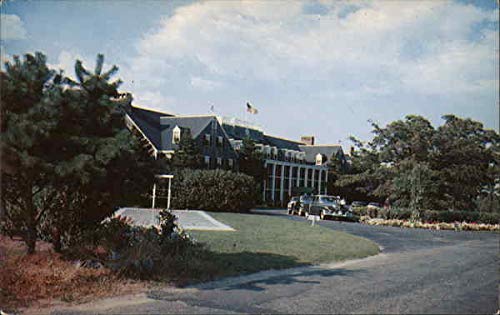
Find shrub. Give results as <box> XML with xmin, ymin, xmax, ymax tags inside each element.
<box><xmin>367</xmin><ymin>208</ymin><xmax>498</xmax><ymax>223</ymax></box>
<box><xmin>63</xmin><ymin>209</ymin><xmax>205</xmax><ymax>280</ymax></box>
<box><xmin>420</xmin><ymin>210</ymin><xmax>476</xmax><ymax>223</ymax></box>
<box><xmin>478</xmin><ymin>212</ymin><xmax>500</xmax><ymax>225</ymax></box>
<box><xmin>350</xmin><ymin>206</ymin><xmax>368</xmax><ymax>217</ymax></box>
<box><xmin>376</xmin><ymin>208</ymin><xmax>412</xmax><ymax>220</ymax></box>
<box><xmin>171</xmin><ymin>169</ymin><xmax>258</xmax><ymax>212</ymax></box>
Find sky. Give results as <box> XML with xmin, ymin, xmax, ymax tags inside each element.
<box><xmin>1</xmin><ymin>0</ymin><xmax>499</xmax><ymax>148</ymax></box>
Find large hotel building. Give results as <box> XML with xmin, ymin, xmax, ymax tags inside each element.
<box><xmin>125</xmin><ymin>104</ymin><xmax>347</xmax><ymax>205</ymax></box>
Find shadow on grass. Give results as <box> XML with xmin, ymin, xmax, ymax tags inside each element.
<box><xmin>181</xmin><ymin>250</ymin><xmax>307</xmax><ymax>285</ymax></box>
<box><xmin>177</xmin><ymin>250</ymin><xmax>362</xmax><ymax>292</ymax></box>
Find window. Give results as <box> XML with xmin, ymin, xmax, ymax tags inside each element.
<box><xmin>204</xmin><ymin>156</ymin><xmax>210</xmax><ymax>166</ymax></box>
<box><xmin>172</xmin><ymin>126</ymin><xmax>181</xmax><ymax>144</ymax></box>
<box><xmin>204</xmin><ymin>134</ymin><xmax>211</xmax><ymax>145</ymax></box>
<box><xmin>228</xmin><ymin>158</ymin><xmax>234</xmax><ymax>167</ymax></box>
<box><xmin>217</xmin><ymin>157</ymin><xmax>222</xmax><ymax>166</ymax></box>
<box><xmin>217</xmin><ymin>136</ymin><xmax>223</xmax><ymax>146</ymax></box>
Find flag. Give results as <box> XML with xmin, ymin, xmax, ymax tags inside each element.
<box><xmin>246</xmin><ymin>102</ymin><xmax>258</xmax><ymax>114</ymax></box>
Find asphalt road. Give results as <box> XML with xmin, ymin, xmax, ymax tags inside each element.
<box><xmin>55</xmin><ymin>210</ymin><xmax>499</xmax><ymax>314</ymax></box>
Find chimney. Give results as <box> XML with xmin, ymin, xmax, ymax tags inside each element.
<box><xmin>301</xmin><ymin>136</ymin><xmax>315</xmax><ymax>145</ymax></box>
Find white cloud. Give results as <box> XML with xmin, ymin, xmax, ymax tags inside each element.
<box><xmin>1</xmin><ymin>14</ymin><xmax>27</xmax><ymax>40</ymax></box>
<box><xmin>134</xmin><ymin>90</ymin><xmax>177</xmax><ymax>111</ymax></box>
<box><xmin>190</xmin><ymin>76</ymin><xmax>222</xmax><ymax>91</ymax></box>
<box><xmin>130</xmin><ymin>1</ymin><xmax>497</xmax><ymax>93</ymax></box>
<box><xmin>124</xmin><ymin>0</ymin><xmax>498</xmax><ymax>136</ymax></box>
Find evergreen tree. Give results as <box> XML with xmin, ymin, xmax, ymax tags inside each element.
<box><xmin>171</xmin><ymin>128</ymin><xmax>203</xmax><ymax>169</ymax></box>
<box><xmin>1</xmin><ymin>53</ymin><xmax>63</xmax><ymax>253</ymax></box>
<box><xmin>1</xmin><ymin>52</ymin><xmax>158</xmax><ymax>253</ymax></box>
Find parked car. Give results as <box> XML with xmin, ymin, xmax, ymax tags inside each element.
<box><xmin>287</xmin><ymin>196</ymin><xmax>300</xmax><ymax>215</ymax></box>
<box><xmin>367</xmin><ymin>202</ymin><xmax>382</xmax><ymax>209</ymax></box>
<box><xmin>298</xmin><ymin>195</ymin><xmax>313</xmax><ymax>216</ymax></box>
<box><xmin>308</xmin><ymin>195</ymin><xmax>353</xmax><ymax>220</ymax></box>
<box><xmin>349</xmin><ymin>201</ymin><xmax>367</xmax><ymax>209</ymax></box>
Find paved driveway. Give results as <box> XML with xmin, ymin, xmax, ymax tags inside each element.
<box><xmin>55</xmin><ymin>209</ymin><xmax>499</xmax><ymax>314</ymax></box>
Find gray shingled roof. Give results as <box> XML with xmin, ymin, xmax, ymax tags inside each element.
<box><xmin>222</xmin><ymin>123</ymin><xmax>265</xmax><ymax>142</ymax></box>
<box><xmin>160</xmin><ymin>116</ymin><xmax>215</xmax><ymax>151</ymax></box>
<box><xmin>264</xmin><ymin>135</ymin><xmax>303</xmax><ymax>151</ymax></box>
<box><xmin>126</xmin><ymin>105</ymin><xmax>174</xmax><ymax>149</ymax></box>
<box><xmin>298</xmin><ymin>145</ymin><xmax>343</xmax><ymax>164</ymax></box>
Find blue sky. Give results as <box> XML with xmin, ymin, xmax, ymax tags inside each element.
<box><xmin>1</xmin><ymin>0</ymin><xmax>498</xmax><ymax>148</ymax></box>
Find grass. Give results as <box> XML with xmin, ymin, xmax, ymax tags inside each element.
<box><xmin>187</xmin><ymin>212</ymin><xmax>379</xmax><ymax>280</ymax></box>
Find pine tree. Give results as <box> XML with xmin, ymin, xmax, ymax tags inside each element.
<box><xmin>1</xmin><ymin>52</ymin><xmax>158</xmax><ymax>253</ymax></box>
<box><xmin>171</xmin><ymin>129</ymin><xmax>203</xmax><ymax>169</ymax></box>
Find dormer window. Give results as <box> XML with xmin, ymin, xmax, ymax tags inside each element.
<box><xmin>172</xmin><ymin>125</ymin><xmax>181</xmax><ymax>144</ymax></box>
<box><xmin>315</xmin><ymin>153</ymin><xmax>323</xmax><ymax>165</ymax></box>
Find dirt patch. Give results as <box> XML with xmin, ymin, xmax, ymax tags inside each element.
<box><xmin>0</xmin><ymin>235</ymin><xmax>149</xmax><ymax>312</ymax></box>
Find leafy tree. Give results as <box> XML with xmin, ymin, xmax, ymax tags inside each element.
<box><xmin>335</xmin><ymin>114</ymin><xmax>499</xmax><ymax>211</ymax></box>
<box><xmin>431</xmin><ymin>115</ymin><xmax>499</xmax><ymax>210</ymax></box>
<box><xmin>171</xmin><ymin>128</ymin><xmax>203</xmax><ymax>169</ymax></box>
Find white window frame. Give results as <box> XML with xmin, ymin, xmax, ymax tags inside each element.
<box><xmin>172</xmin><ymin>126</ymin><xmax>181</xmax><ymax>144</ymax></box>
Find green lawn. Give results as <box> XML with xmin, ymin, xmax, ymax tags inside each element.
<box><xmin>186</xmin><ymin>212</ymin><xmax>379</xmax><ymax>281</ymax></box>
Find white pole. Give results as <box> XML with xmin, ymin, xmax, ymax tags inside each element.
<box><xmin>152</xmin><ymin>183</ymin><xmax>156</xmax><ymax>209</ymax></box>
<box><xmin>167</xmin><ymin>177</ymin><xmax>172</xmax><ymax>210</ymax></box>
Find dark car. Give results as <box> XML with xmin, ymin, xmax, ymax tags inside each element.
<box><xmin>308</xmin><ymin>195</ymin><xmax>353</xmax><ymax>220</ymax></box>
<box><xmin>287</xmin><ymin>196</ymin><xmax>300</xmax><ymax>215</ymax></box>
<box><xmin>367</xmin><ymin>202</ymin><xmax>382</xmax><ymax>209</ymax></box>
<box><xmin>350</xmin><ymin>201</ymin><xmax>367</xmax><ymax>208</ymax></box>
<box><xmin>298</xmin><ymin>195</ymin><xmax>313</xmax><ymax>216</ymax></box>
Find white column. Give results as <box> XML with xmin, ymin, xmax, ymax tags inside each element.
<box><xmin>324</xmin><ymin>170</ymin><xmax>328</xmax><ymax>195</ymax></box>
<box><xmin>288</xmin><ymin>165</ymin><xmax>293</xmax><ymax>197</ymax></box>
<box><xmin>271</xmin><ymin>163</ymin><xmax>276</xmax><ymax>201</ymax></box>
<box><xmin>262</xmin><ymin>162</ymin><xmax>267</xmax><ymax>202</ymax></box>
<box><xmin>318</xmin><ymin>169</ymin><xmax>322</xmax><ymax>195</ymax></box>
<box><xmin>304</xmin><ymin>168</ymin><xmax>309</xmax><ymax>187</ymax></box>
<box><xmin>279</xmin><ymin>163</ymin><xmax>285</xmax><ymax>203</ymax></box>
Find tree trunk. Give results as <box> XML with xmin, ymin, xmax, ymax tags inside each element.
<box><xmin>51</xmin><ymin>227</ymin><xmax>62</xmax><ymax>253</ymax></box>
<box><xmin>26</xmin><ymin>227</ymin><xmax>37</xmax><ymax>254</ymax></box>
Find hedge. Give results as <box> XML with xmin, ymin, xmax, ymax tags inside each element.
<box><xmin>170</xmin><ymin>169</ymin><xmax>258</xmax><ymax>212</ymax></box>
<box><xmin>351</xmin><ymin>206</ymin><xmax>499</xmax><ymax>224</ymax></box>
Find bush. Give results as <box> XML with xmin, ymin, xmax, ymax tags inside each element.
<box><xmin>377</xmin><ymin>208</ymin><xmax>413</xmax><ymax>220</ymax></box>
<box><xmin>351</xmin><ymin>206</ymin><xmax>368</xmax><ymax>217</ymax></box>
<box><xmin>478</xmin><ymin>212</ymin><xmax>500</xmax><ymax>225</ymax></box>
<box><xmin>62</xmin><ymin>209</ymin><xmax>205</xmax><ymax>280</ymax></box>
<box><xmin>367</xmin><ymin>208</ymin><xmax>498</xmax><ymax>223</ymax></box>
<box><xmin>420</xmin><ymin>210</ymin><xmax>474</xmax><ymax>223</ymax></box>
<box><xmin>171</xmin><ymin>169</ymin><xmax>258</xmax><ymax>212</ymax></box>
